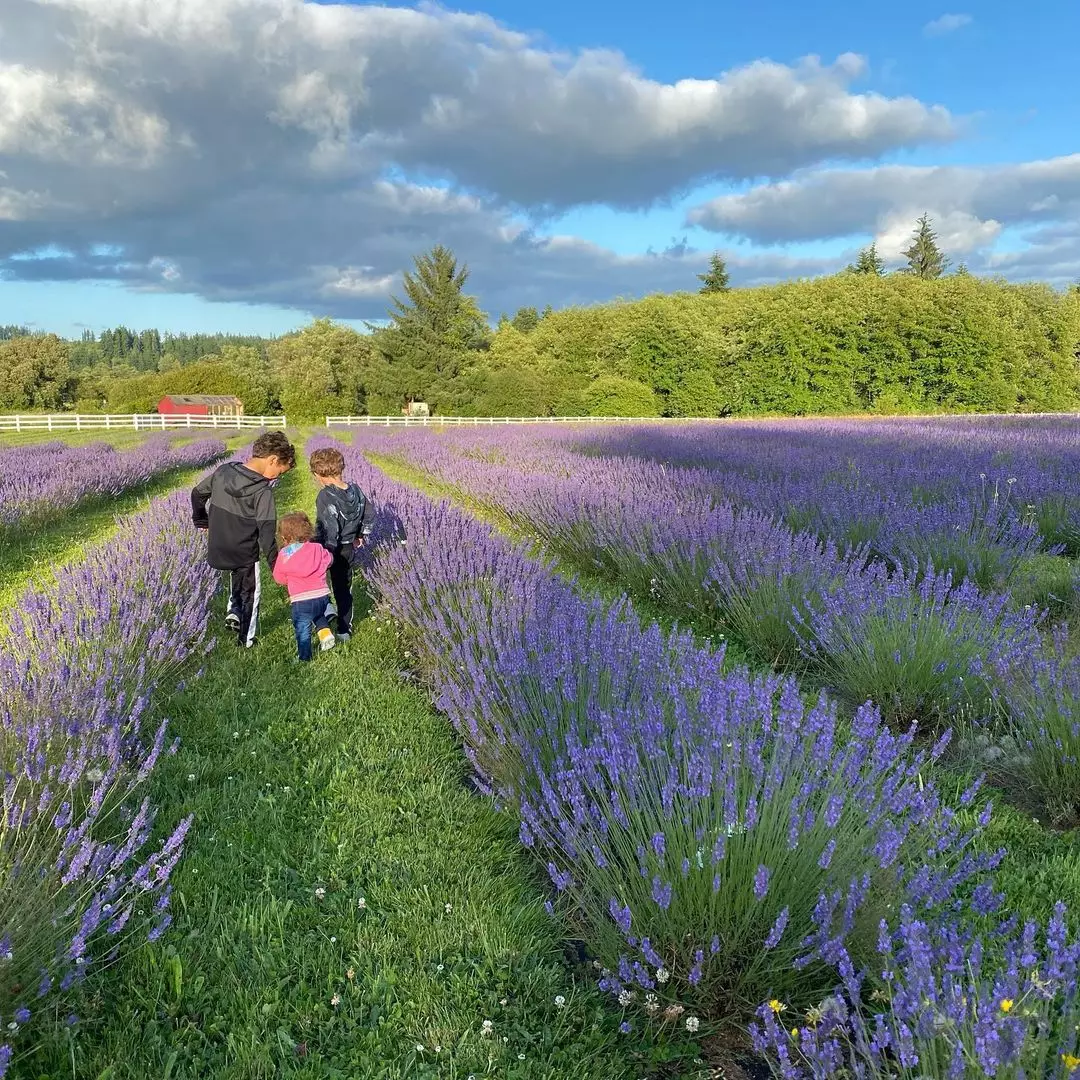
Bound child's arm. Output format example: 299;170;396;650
254;486;279;568
272;551;289;587
191;472;213;529
359;489;376;538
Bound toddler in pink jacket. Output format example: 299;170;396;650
273;511;335;660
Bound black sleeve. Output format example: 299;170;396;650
191;472;213;528
359;490;376;536
255;485;279;568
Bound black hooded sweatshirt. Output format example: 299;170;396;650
314;482;375;554
191;462;279;571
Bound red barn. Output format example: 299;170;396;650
157;395;243;417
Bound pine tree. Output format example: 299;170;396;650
380;245;489;408
901;213;948;279
698;252;731;293
848;242;885;275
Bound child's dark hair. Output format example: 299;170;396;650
252;431;296;468
309;447;345;478
279;511;314;545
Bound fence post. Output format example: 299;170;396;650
14;415;21;433
47;415;53;432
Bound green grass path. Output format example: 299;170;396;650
26;461;660;1079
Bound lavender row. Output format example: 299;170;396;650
0;435;229;529
373;424;1080;823
321;436;997;1031
339;434;1080;1079
0;473;226;1074
354;427;1049;730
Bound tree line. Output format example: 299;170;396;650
2;216;1079;419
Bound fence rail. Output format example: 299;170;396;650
325;415;700;427
0;414;286;432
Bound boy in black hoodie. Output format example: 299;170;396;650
191;431;296;648
310;446;375;642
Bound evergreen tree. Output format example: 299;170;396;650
955;263;971;276
901;213;949;279
379;245;489;409
698;252;731;293
510;306;541;333
848;242;886;275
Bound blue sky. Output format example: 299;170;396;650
1;0;1077;336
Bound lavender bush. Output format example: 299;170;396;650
1000;626;1080;826
793;564;1044;730
0;435;227;529
335;437;995;1023
0;485;220;1072
753;902;1080;1080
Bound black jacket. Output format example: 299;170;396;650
192;462;279;571
314;482;374;553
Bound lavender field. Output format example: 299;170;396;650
7;419;1080;1080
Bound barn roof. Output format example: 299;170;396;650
161;395;242;406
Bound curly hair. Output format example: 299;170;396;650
278;511;314;544
252;431;296;468
309;447;345;478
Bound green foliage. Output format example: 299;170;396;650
667;369;725;417
269;319;374;421
510;306;541;333
583;375;660;417
697;252;731;293
901;213;949;279
0;333;76;410
377;245;490;411
848;242;885;276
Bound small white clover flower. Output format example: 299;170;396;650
481;1020;494;1036
618;990;634;1007
330;994;341;1006
436;964;444;972
685;1016;700;1033
330;936;337;944
444;903;453;914
357;897;367;910
656;967;671;984
415;1044;425;1052
187;774;196;782
554;994;566;1008
314;887;326;900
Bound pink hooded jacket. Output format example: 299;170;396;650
273;541;332;602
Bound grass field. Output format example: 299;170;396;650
10;419;1080;1080
20;456;684;1080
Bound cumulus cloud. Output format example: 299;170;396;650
0;0;957;315
687;155;1080;284
923;13;973;36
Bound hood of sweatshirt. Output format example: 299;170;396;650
322;482;364;519
220;461;272;499
278;541;330;576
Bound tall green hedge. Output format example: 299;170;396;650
463;275;1080;416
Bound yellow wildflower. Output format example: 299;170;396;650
1062;1054;1080;1073
768;1000;785;1015
999;999;1014;1013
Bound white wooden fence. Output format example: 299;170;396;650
325;415;697;427
0;413;287;432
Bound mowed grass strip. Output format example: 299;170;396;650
25;464;658;1080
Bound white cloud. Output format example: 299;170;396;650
923;13;973;37
0;0;965;316
687;155;1080;284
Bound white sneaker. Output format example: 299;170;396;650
337;632;351;644
317;627;336;652
225;612;240;632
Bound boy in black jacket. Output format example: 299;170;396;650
310;446;375;642
192;431;296;648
